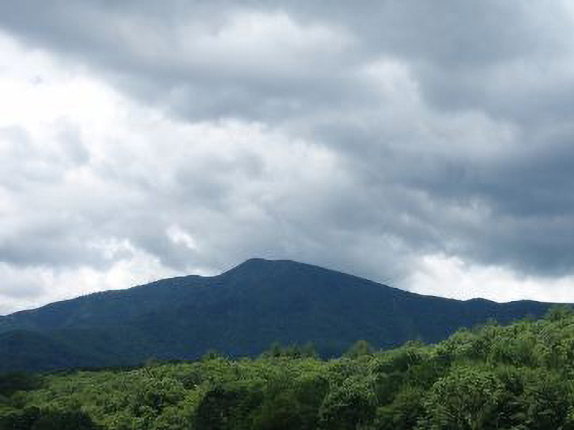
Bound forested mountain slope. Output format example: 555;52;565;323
0;258;557;372
3;308;574;429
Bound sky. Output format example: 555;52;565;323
1;0;574;314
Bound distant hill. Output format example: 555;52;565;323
0;258;557;372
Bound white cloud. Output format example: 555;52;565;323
0;247;180;315
408;253;574;303
187;10;352;73
0;29;355;313
1;1;574;315
96;8;354;82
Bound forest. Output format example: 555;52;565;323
2;307;574;430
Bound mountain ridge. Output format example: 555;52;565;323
1;258;526;321
0;258;561;372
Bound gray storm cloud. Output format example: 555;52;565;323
0;0;574;313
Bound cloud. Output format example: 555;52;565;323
0;244;180;315
0;1;574;313
408;253;574;304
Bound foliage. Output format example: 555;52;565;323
3;308;574;429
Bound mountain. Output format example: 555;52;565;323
0;258;557;372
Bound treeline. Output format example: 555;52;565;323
2;307;574;429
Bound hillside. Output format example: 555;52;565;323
3;308;574;430
0;258;557;372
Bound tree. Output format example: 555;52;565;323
375;386;426;430
318;376;377;430
345;340;375;359
425;366;504;430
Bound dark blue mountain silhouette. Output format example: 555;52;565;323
0;259;555;372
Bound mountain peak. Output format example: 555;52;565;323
237;257;296;266
0;258;559;372
222;258;302;276
236;257;275;267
